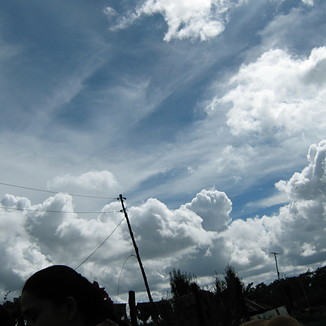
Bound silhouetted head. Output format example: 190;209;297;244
21;265;116;326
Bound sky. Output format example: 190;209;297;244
0;0;325;303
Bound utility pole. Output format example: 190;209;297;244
271;252;280;280
118;194;154;304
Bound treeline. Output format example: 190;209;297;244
245;265;326;311
167;264;326;325
169;265;249;325
170;265;326;309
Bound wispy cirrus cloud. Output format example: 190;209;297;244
47;171;119;193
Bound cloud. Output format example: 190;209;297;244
127;198;214;259
105;0;316;42
0;0;324;302
0;193;127;288
224;140;326;274
103;6;117;17
47;170;119;193
0;190;217;299
185;189;232;231
276;140;326;201
210;47;326;139
0;195;50;285
258;2;326;62
1;141;325;300
105;0;244;41
301;0;314;5
246;191;288;209
271;141;326;266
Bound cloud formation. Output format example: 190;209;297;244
0;0;324;303
105;0;244;41
224;140;326;274
105;0;316;41
1;141;325;300
47;170;119;193
301;0;314;5
185;189;232;231
210;47;326;139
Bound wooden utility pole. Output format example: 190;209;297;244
118;194;154;303
271;252;280;280
129;291;138;326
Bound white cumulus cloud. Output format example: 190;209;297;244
211;47;326;139
224;141;326;276
0;141;325;300
276;140;326;201
185;189;232;231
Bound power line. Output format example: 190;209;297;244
0;205;116;215
74;218;125;270
0;182;116;200
116;254;136;301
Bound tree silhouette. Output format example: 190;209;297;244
169;268;199;299
214;265;249;325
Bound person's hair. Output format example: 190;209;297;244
22;265;117;325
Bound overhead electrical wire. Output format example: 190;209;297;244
0;181;130;275
116;254;136;301
74;217;125;270
0;205;117;215
0;181;117;200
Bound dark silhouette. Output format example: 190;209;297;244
213;265;249;325
3;263;325;325
241;315;303;326
169;268;199;299
0;304;14;326
21;265;125;326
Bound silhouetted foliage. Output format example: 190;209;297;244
213;265;249;325
247;266;326;313
169;268;199;299
2;297;21;326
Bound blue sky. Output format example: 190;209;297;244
0;0;325;302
